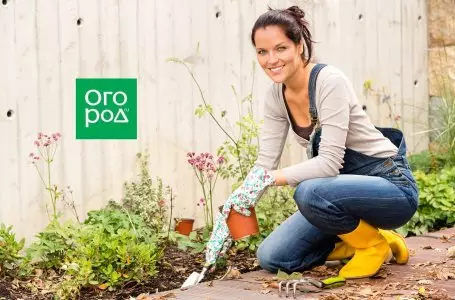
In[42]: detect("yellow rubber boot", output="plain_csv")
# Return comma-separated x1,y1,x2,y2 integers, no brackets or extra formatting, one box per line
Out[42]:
327,230,409,265
326,242,355,261
378,229,409,264
338,220,392,279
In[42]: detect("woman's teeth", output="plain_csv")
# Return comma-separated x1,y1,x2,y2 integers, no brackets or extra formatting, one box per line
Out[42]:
270,66,284,73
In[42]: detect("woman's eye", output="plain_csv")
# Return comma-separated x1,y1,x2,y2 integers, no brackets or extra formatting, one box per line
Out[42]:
257,50,266,55
277,47,286,51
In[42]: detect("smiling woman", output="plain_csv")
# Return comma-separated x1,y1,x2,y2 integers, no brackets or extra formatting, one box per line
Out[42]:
251,9,313,86
200,5,420,284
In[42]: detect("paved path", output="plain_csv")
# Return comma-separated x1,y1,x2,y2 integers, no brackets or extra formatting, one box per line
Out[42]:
153,227,455,299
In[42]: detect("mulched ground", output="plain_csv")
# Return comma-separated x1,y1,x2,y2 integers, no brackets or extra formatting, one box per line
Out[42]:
0,243,260,300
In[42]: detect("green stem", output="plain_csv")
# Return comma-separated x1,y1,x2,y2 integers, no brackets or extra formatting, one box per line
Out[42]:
51,142,59,161
167,187,173,240
46,147,56,222
200,174,209,228
34,164,47,188
208,178,213,229
183,62,238,146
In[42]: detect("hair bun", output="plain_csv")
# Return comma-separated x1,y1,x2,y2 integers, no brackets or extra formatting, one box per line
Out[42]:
285,6,305,20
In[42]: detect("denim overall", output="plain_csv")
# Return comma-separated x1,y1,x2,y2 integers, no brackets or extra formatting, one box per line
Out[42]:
256,64,419,273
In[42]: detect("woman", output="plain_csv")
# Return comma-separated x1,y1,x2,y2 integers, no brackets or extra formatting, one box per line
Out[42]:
205,5,418,279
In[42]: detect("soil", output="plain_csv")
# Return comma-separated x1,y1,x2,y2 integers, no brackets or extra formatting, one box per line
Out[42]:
0,243,260,300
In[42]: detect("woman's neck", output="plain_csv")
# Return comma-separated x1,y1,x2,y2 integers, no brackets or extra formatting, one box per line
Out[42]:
283,63,313,95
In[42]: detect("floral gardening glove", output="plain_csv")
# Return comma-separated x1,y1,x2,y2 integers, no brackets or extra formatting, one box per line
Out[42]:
205,211,231,266
204,166,274,266
222,166,275,216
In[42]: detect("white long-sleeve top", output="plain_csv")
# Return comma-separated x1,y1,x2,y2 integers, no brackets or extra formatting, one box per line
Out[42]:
255,65,398,187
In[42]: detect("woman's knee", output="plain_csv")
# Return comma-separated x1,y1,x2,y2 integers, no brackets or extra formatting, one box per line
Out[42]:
256,243,279,273
294,180,321,217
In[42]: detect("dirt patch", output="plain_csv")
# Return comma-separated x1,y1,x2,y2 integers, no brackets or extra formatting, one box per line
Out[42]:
0,244,259,300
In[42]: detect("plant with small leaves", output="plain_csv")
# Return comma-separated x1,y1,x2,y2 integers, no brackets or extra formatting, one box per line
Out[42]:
123,152,170,234
397,167,455,236
0,224,26,276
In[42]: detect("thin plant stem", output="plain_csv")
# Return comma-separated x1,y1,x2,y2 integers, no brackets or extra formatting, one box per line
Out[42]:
45,147,57,222
180,61,247,178
167,187,173,241
183,63,237,145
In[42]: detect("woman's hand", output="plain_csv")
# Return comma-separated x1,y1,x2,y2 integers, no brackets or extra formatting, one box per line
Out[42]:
222,166,276,216
271,169,287,186
204,166,276,266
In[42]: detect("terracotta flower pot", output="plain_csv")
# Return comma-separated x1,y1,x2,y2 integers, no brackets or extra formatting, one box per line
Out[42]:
225,207,260,240
175,218,194,235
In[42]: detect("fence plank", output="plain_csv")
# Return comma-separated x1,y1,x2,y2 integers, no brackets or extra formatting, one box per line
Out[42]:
78,0,104,215
0,0,20,231
58,0,83,223
412,0,429,153
13,0,42,238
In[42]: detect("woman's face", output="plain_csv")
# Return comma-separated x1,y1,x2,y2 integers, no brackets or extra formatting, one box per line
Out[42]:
254,25,303,83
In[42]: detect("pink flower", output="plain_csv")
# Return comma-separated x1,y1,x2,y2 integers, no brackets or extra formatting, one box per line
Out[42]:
217,156,225,164
158,199,166,207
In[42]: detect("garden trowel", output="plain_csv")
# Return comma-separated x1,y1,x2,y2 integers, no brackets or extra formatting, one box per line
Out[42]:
180,266,208,290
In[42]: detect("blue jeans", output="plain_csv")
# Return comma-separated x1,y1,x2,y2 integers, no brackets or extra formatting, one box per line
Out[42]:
257,128,419,273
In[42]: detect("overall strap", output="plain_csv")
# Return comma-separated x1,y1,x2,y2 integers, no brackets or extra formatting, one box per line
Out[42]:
309,63,327,126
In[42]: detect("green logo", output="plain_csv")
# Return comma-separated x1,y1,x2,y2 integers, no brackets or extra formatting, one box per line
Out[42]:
76,78,137,139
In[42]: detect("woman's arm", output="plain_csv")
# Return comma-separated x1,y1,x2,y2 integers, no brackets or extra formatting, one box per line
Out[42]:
273,73,352,187
254,86,290,171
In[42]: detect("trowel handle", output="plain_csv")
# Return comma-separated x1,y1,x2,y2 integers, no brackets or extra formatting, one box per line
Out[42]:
196,267,208,283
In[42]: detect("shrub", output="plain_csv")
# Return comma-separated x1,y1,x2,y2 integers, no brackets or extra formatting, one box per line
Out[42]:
27,205,162,299
27,221,79,270
398,167,455,236
123,152,170,233
0,224,26,276
408,150,448,173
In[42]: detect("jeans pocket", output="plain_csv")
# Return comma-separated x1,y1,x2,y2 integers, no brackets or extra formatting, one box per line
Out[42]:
379,159,411,187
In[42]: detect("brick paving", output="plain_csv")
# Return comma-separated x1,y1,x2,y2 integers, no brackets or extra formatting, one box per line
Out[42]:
153,227,455,299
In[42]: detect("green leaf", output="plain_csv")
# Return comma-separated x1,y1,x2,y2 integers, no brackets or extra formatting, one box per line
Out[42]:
289,272,303,280
189,231,197,240
276,269,290,280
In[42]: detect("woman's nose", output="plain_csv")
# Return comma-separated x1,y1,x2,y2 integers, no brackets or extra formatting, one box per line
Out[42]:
268,51,279,64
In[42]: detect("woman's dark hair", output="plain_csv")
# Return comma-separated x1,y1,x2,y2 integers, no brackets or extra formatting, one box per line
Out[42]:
251,6,313,66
